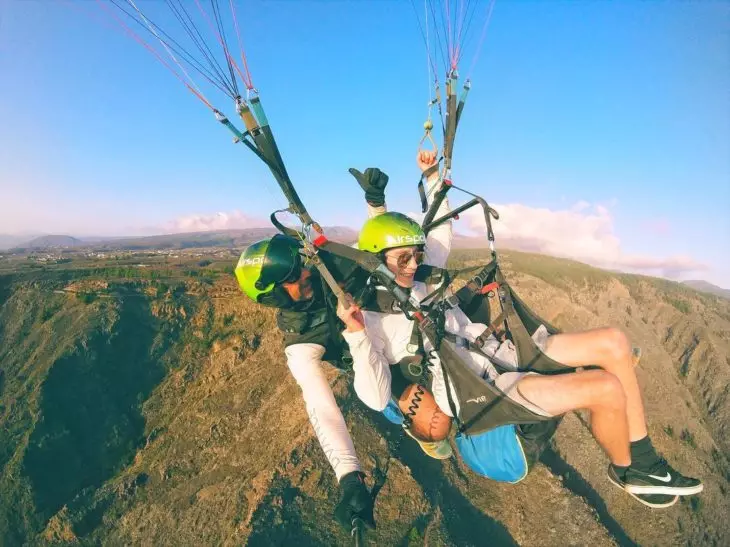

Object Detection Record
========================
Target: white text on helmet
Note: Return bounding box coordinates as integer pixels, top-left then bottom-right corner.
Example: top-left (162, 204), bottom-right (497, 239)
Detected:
top-left (239, 256), bottom-right (265, 267)
top-left (385, 234), bottom-right (426, 246)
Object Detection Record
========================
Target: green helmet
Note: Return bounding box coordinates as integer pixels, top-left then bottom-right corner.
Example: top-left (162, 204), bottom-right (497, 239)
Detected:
top-left (235, 234), bottom-right (302, 304)
top-left (358, 212), bottom-right (426, 253)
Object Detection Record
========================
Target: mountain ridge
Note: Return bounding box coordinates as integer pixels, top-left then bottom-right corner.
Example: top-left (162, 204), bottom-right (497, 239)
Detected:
top-left (682, 279), bottom-right (730, 300)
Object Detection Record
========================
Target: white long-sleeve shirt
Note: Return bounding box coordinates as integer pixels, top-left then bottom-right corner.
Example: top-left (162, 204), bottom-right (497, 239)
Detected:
top-left (342, 176), bottom-right (504, 417)
top-left (285, 343), bottom-right (360, 480)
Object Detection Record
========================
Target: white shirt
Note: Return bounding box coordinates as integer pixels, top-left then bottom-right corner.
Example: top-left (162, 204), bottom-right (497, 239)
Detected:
top-left (342, 177), bottom-right (504, 417)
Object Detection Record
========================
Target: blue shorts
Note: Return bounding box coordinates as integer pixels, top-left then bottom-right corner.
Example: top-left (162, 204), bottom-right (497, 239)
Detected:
top-left (381, 399), bottom-right (529, 483)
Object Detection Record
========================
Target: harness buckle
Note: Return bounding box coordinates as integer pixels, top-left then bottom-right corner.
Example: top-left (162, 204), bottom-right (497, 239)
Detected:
top-left (406, 343), bottom-right (420, 354)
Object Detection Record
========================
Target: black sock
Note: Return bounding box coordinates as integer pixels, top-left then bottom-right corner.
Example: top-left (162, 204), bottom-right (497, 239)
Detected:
top-left (611, 464), bottom-right (629, 479)
top-left (630, 436), bottom-right (661, 471)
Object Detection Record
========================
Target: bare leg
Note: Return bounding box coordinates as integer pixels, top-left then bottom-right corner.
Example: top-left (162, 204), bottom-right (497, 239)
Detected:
top-left (543, 327), bottom-right (648, 441)
top-left (515, 370), bottom-right (631, 466)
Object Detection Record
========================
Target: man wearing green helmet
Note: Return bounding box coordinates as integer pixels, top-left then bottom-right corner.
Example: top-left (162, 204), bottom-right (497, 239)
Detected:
top-left (337, 151), bottom-right (703, 508)
top-left (234, 167), bottom-right (389, 534)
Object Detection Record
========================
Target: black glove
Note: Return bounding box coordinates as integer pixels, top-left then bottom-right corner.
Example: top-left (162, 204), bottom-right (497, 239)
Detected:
top-left (334, 471), bottom-right (376, 532)
top-left (349, 167), bottom-right (389, 207)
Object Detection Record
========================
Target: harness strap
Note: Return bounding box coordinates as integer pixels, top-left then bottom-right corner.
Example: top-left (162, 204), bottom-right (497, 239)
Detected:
top-left (475, 311), bottom-right (508, 345)
top-left (438, 348), bottom-right (462, 428)
top-left (316, 277), bottom-right (352, 366)
top-left (416, 162), bottom-right (442, 213)
top-left (362, 286), bottom-right (410, 314)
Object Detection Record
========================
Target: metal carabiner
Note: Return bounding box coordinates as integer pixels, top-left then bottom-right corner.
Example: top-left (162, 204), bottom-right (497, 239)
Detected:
top-left (419, 87), bottom-right (440, 156)
top-left (418, 118), bottom-right (439, 156)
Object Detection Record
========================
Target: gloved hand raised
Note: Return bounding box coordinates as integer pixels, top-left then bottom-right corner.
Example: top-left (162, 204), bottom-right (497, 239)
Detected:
top-left (349, 167), bottom-right (389, 207)
top-left (334, 471), bottom-right (376, 533)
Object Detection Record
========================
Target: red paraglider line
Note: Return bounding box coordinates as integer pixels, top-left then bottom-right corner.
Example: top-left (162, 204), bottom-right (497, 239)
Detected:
top-left (445, 0), bottom-right (454, 68)
top-left (228, 0), bottom-right (254, 89)
top-left (466, 0), bottom-right (496, 79)
top-left (452, 0), bottom-right (466, 69)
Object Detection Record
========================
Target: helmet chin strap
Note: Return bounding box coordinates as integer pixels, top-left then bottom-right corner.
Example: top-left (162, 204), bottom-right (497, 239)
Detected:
top-left (256, 273), bottom-right (323, 310)
top-left (257, 285), bottom-right (294, 308)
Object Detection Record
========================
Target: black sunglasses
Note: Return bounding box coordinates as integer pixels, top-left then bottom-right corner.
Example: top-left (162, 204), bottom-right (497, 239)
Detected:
top-left (387, 250), bottom-right (425, 270)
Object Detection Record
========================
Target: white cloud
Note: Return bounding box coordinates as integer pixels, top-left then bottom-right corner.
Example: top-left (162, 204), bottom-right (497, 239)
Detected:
top-left (459, 201), bottom-right (708, 279)
top-left (161, 210), bottom-right (269, 233)
top-left (570, 200), bottom-right (591, 213)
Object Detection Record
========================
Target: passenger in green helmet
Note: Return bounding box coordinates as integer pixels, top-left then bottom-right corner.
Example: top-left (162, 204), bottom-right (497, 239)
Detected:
top-left (339, 150), bottom-right (455, 461)
top-left (358, 211), bottom-right (427, 288)
top-left (233, 166), bottom-right (391, 534)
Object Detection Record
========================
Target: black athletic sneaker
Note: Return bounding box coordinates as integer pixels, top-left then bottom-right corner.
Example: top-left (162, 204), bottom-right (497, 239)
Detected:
top-left (633, 493), bottom-right (679, 508)
top-left (607, 467), bottom-right (679, 508)
top-left (608, 459), bottom-right (703, 497)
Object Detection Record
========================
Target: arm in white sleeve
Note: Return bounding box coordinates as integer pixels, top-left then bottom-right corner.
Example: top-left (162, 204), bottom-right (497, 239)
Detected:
top-left (341, 327), bottom-right (392, 411)
top-left (366, 202), bottom-right (387, 218)
top-left (285, 343), bottom-right (360, 481)
top-left (423, 172), bottom-right (453, 269)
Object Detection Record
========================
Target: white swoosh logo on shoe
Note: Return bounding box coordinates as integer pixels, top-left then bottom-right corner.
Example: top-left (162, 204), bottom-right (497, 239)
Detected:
top-left (648, 472), bottom-right (672, 482)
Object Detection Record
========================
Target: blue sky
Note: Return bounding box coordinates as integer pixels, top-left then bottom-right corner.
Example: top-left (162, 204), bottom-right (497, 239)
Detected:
top-left (1, 1), bottom-right (728, 287)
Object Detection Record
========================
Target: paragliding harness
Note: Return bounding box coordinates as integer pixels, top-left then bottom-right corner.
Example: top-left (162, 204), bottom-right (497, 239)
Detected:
top-left (308, 197), bottom-right (574, 481)
top-left (380, 65), bottom-right (575, 476)
top-left (354, 255), bottom-right (566, 481)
